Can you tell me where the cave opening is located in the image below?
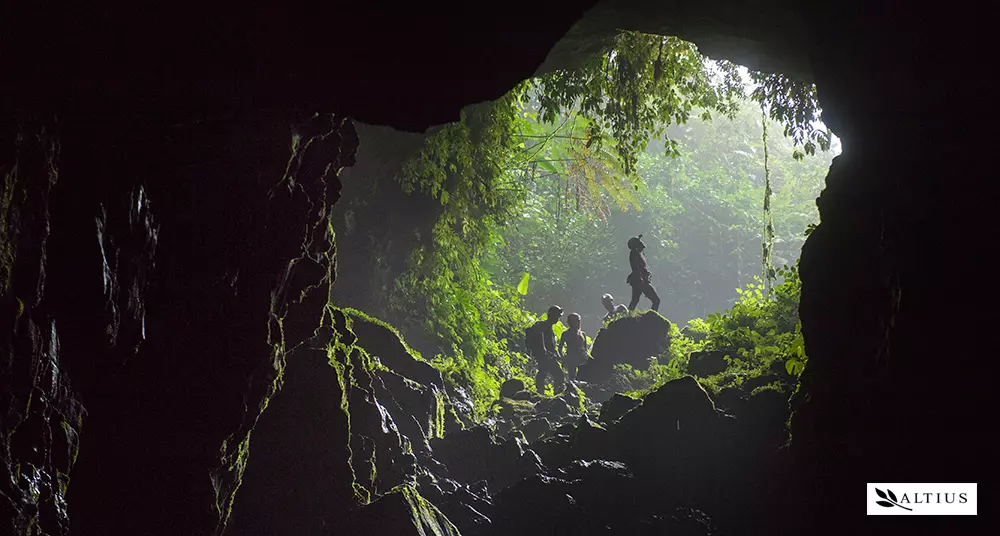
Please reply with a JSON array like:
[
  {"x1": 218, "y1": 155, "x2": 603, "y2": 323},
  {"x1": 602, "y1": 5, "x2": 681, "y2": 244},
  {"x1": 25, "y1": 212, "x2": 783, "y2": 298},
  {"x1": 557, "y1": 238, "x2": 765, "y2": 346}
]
[{"x1": 228, "y1": 31, "x2": 844, "y2": 536}]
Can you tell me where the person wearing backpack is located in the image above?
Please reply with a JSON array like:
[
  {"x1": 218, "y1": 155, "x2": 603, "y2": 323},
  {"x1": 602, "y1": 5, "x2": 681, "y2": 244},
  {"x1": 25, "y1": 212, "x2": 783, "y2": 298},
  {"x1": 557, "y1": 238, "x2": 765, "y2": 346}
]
[{"x1": 526, "y1": 305, "x2": 565, "y2": 394}]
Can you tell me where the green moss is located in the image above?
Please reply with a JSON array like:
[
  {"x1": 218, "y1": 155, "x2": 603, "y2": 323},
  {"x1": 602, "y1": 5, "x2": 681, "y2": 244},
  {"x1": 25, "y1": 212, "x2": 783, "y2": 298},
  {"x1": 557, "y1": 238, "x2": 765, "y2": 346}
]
[
  {"x1": 432, "y1": 388, "x2": 447, "y2": 439},
  {"x1": 329, "y1": 343, "x2": 372, "y2": 506},
  {"x1": 392, "y1": 484, "x2": 462, "y2": 536},
  {"x1": 340, "y1": 307, "x2": 426, "y2": 361},
  {"x1": 749, "y1": 380, "x2": 784, "y2": 397},
  {"x1": 495, "y1": 397, "x2": 536, "y2": 419},
  {"x1": 566, "y1": 382, "x2": 588, "y2": 414},
  {"x1": 1, "y1": 167, "x2": 16, "y2": 295}
]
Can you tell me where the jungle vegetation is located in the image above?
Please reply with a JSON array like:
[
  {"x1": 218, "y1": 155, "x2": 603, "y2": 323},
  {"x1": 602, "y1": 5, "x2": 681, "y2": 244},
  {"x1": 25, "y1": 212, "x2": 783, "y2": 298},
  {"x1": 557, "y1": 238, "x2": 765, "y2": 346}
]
[{"x1": 336, "y1": 31, "x2": 838, "y2": 419}]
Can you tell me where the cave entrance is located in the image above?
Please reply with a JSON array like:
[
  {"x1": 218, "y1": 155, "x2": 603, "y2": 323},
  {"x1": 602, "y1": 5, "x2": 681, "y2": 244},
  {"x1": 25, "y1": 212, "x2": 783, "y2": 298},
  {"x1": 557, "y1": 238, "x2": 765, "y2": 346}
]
[
  {"x1": 230, "y1": 23, "x2": 847, "y2": 536},
  {"x1": 331, "y1": 30, "x2": 839, "y2": 410}
]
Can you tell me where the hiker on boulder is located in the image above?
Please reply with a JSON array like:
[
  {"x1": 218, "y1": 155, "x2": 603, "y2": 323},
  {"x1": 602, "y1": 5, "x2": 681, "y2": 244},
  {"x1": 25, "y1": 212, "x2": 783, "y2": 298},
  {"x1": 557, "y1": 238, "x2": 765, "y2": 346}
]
[
  {"x1": 626, "y1": 234, "x2": 661, "y2": 311},
  {"x1": 601, "y1": 293, "x2": 628, "y2": 323},
  {"x1": 526, "y1": 305, "x2": 565, "y2": 394},
  {"x1": 559, "y1": 312, "x2": 590, "y2": 383}
]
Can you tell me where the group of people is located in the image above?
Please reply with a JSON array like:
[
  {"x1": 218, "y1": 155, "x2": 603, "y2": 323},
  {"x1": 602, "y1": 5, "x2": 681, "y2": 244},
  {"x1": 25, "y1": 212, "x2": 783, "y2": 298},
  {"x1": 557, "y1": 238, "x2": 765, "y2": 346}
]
[{"x1": 524, "y1": 235, "x2": 660, "y2": 394}]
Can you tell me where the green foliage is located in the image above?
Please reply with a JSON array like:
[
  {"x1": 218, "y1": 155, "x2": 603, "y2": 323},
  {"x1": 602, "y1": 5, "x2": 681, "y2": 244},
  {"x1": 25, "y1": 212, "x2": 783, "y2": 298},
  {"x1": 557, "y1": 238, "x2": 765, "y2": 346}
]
[
  {"x1": 618, "y1": 262, "x2": 807, "y2": 397},
  {"x1": 374, "y1": 31, "x2": 831, "y2": 421},
  {"x1": 493, "y1": 102, "x2": 833, "y2": 327},
  {"x1": 532, "y1": 32, "x2": 744, "y2": 175},
  {"x1": 746, "y1": 70, "x2": 832, "y2": 160},
  {"x1": 517, "y1": 272, "x2": 530, "y2": 295}
]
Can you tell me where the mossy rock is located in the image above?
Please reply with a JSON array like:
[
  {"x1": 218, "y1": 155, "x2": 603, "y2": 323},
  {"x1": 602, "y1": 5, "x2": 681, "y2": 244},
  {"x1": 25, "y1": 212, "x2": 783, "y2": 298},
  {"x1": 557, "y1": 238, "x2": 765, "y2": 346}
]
[
  {"x1": 343, "y1": 308, "x2": 444, "y2": 389},
  {"x1": 581, "y1": 311, "x2": 672, "y2": 383},
  {"x1": 497, "y1": 397, "x2": 536, "y2": 417},
  {"x1": 510, "y1": 389, "x2": 537, "y2": 401},
  {"x1": 345, "y1": 484, "x2": 461, "y2": 536}
]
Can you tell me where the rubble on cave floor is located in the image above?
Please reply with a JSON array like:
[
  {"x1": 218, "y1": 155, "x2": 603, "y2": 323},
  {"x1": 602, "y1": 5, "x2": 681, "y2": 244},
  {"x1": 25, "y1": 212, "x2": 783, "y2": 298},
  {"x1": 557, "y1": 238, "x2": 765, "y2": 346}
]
[{"x1": 232, "y1": 307, "x2": 797, "y2": 536}]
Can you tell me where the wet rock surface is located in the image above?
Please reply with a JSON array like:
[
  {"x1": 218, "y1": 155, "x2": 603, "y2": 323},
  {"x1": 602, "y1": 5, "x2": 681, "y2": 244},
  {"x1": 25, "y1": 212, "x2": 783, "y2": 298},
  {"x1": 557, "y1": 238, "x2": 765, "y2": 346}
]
[
  {"x1": 220, "y1": 296, "x2": 797, "y2": 536},
  {"x1": 598, "y1": 393, "x2": 642, "y2": 424},
  {"x1": 1, "y1": 117, "x2": 86, "y2": 535}
]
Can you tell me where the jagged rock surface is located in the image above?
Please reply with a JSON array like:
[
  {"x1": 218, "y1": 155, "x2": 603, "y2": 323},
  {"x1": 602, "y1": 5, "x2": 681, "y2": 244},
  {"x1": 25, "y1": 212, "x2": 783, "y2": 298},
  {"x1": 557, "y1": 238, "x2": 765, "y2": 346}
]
[{"x1": 1, "y1": 116, "x2": 86, "y2": 536}]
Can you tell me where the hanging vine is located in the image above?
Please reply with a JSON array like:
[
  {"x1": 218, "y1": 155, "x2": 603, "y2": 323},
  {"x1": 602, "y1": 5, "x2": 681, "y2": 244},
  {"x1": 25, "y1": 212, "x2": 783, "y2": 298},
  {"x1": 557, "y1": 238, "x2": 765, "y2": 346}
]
[{"x1": 761, "y1": 104, "x2": 776, "y2": 297}]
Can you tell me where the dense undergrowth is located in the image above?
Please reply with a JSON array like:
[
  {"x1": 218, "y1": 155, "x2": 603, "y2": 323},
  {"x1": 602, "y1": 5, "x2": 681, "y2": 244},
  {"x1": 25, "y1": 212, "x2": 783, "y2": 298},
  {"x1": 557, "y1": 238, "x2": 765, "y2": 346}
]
[
  {"x1": 412, "y1": 259, "x2": 808, "y2": 421},
  {"x1": 612, "y1": 261, "x2": 805, "y2": 399}
]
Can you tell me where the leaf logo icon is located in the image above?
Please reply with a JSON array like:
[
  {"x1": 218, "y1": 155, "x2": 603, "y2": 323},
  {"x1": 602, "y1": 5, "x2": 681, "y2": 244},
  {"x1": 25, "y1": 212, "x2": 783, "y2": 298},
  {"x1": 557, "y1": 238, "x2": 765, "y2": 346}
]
[{"x1": 875, "y1": 488, "x2": 912, "y2": 511}]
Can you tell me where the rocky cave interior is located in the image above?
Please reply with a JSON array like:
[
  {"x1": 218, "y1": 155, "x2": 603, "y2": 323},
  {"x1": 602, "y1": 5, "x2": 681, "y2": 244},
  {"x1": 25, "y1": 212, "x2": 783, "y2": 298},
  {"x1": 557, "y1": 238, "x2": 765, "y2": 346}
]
[{"x1": 1, "y1": 1, "x2": 989, "y2": 535}]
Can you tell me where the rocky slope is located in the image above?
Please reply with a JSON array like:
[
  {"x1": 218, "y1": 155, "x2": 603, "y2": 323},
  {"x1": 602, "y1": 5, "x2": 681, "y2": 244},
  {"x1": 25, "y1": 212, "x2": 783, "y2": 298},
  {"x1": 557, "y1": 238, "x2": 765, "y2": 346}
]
[{"x1": 226, "y1": 306, "x2": 796, "y2": 535}]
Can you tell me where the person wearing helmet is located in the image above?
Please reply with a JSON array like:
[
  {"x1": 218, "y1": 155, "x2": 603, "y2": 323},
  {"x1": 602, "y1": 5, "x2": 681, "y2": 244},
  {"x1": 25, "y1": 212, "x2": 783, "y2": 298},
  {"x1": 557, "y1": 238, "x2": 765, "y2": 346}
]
[
  {"x1": 526, "y1": 305, "x2": 566, "y2": 394},
  {"x1": 626, "y1": 234, "x2": 661, "y2": 311}
]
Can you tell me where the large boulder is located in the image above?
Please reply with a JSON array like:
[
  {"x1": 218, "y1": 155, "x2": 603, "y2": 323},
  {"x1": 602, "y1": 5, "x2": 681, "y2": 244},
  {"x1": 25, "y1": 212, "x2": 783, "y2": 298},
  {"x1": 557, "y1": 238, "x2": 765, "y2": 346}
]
[
  {"x1": 373, "y1": 368, "x2": 448, "y2": 453},
  {"x1": 521, "y1": 417, "x2": 554, "y2": 443},
  {"x1": 500, "y1": 378, "x2": 525, "y2": 399},
  {"x1": 710, "y1": 387, "x2": 744, "y2": 414},
  {"x1": 580, "y1": 312, "x2": 672, "y2": 383},
  {"x1": 608, "y1": 376, "x2": 723, "y2": 495},
  {"x1": 598, "y1": 393, "x2": 642, "y2": 424},
  {"x1": 415, "y1": 470, "x2": 494, "y2": 535},
  {"x1": 686, "y1": 350, "x2": 731, "y2": 377},
  {"x1": 228, "y1": 348, "x2": 365, "y2": 535},
  {"x1": 431, "y1": 426, "x2": 543, "y2": 494}
]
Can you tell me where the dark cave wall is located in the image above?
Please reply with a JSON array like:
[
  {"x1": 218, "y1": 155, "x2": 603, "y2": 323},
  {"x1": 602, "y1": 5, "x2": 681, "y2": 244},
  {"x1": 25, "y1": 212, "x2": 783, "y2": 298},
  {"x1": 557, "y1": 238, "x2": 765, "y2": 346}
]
[
  {"x1": 1, "y1": 116, "x2": 86, "y2": 535},
  {"x1": 2, "y1": 110, "x2": 358, "y2": 535},
  {"x1": 788, "y1": 3, "x2": 988, "y2": 528}
]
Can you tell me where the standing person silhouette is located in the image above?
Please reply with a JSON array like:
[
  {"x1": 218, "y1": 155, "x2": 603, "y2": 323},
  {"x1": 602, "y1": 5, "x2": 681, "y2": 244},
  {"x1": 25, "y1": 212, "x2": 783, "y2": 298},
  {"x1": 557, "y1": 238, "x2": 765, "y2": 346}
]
[
  {"x1": 559, "y1": 313, "x2": 590, "y2": 383},
  {"x1": 526, "y1": 305, "x2": 566, "y2": 394},
  {"x1": 626, "y1": 235, "x2": 661, "y2": 311}
]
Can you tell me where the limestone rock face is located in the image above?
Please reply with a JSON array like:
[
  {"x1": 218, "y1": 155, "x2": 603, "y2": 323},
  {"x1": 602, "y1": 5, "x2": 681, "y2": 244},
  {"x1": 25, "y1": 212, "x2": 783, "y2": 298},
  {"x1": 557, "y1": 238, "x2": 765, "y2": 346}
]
[
  {"x1": 345, "y1": 485, "x2": 463, "y2": 536},
  {"x1": 3, "y1": 111, "x2": 358, "y2": 536},
  {"x1": 1, "y1": 117, "x2": 86, "y2": 536}
]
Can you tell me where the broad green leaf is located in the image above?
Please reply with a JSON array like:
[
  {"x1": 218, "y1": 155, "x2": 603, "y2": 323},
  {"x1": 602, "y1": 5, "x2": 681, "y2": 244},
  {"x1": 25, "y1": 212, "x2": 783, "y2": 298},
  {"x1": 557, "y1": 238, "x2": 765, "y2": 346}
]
[{"x1": 517, "y1": 272, "x2": 530, "y2": 295}]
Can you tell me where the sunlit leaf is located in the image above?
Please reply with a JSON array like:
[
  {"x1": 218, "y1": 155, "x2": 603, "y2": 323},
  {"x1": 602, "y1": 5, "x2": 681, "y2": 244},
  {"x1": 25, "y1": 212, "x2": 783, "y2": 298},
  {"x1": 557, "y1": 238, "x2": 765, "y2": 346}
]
[{"x1": 517, "y1": 272, "x2": 530, "y2": 295}]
